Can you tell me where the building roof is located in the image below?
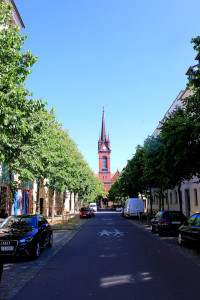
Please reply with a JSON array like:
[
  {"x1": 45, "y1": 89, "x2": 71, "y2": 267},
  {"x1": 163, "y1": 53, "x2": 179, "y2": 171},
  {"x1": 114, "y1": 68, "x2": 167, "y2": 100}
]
[
  {"x1": 185, "y1": 64, "x2": 199, "y2": 76},
  {"x1": 9, "y1": 0, "x2": 25, "y2": 28},
  {"x1": 195, "y1": 53, "x2": 200, "y2": 61},
  {"x1": 152, "y1": 90, "x2": 185, "y2": 137}
]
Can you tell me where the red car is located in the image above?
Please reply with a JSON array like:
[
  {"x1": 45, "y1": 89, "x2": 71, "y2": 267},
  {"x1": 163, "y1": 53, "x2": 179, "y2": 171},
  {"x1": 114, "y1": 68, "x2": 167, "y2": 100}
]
[{"x1": 79, "y1": 207, "x2": 92, "y2": 218}]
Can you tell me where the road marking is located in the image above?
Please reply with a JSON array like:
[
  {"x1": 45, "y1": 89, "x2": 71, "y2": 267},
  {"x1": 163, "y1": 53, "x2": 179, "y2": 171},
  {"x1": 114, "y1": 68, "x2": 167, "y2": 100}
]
[
  {"x1": 113, "y1": 229, "x2": 124, "y2": 236},
  {"x1": 98, "y1": 229, "x2": 124, "y2": 237}
]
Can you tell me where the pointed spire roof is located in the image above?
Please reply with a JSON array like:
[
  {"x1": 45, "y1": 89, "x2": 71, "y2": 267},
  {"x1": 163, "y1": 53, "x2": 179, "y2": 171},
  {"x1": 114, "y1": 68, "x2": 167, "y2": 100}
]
[{"x1": 101, "y1": 104, "x2": 107, "y2": 142}]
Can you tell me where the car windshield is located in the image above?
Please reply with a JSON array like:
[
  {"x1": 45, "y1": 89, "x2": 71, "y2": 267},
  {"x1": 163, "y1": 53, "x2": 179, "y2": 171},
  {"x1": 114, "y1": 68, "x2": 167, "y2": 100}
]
[{"x1": 1, "y1": 216, "x2": 37, "y2": 229}]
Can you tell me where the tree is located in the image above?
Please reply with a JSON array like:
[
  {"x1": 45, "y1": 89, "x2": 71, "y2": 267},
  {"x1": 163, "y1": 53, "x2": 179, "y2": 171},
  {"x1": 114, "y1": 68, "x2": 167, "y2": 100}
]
[
  {"x1": 0, "y1": 1, "x2": 47, "y2": 211},
  {"x1": 160, "y1": 107, "x2": 196, "y2": 213},
  {"x1": 182, "y1": 36, "x2": 200, "y2": 176}
]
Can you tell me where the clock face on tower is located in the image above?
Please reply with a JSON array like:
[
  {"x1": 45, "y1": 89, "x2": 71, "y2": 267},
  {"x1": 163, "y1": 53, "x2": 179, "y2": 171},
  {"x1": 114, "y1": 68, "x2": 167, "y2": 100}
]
[{"x1": 103, "y1": 146, "x2": 106, "y2": 150}]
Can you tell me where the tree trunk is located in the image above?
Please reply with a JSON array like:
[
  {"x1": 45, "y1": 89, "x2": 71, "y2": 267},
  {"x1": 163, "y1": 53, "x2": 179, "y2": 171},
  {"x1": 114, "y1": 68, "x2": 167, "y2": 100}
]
[
  {"x1": 150, "y1": 187, "x2": 153, "y2": 216},
  {"x1": 70, "y1": 192, "x2": 72, "y2": 213},
  {"x1": 51, "y1": 188, "x2": 55, "y2": 224},
  {"x1": 178, "y1": 184, "x2": 183, "y2": 213},
  {"x1": 62, "y1": 190, "x2": 66, "y2": 221},
  {"x1": 9, "y1": 168, "x2": 13, "y2": 216},
  {"x1": 73, "y1": 192, "x2": 77, "y2": 213},
  {"x1": 161, "y1": 187, "x2": 164, "y2": 211},
  {"x1": 35, "y1": 178, "x2": 41, "y2": 214},
  {"x1": 159, "y1": 194, "x2": 161, "y2": 211}
]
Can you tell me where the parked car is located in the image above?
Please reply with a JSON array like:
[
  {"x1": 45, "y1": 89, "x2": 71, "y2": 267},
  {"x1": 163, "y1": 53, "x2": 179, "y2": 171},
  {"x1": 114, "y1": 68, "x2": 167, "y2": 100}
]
[
  {"x1": 0, "y1": 214, "x2": 53, "y2": 258},
  {"x1": 151, "y1": 210, "x2": 187, "y2": 236},
  {"x1": 178, "y1": 213, "x2": 200, "y2": 248},
  {"x1": 79, "y1": 207, "x2": 92, "y2": 219},
  {"x1": 116, "y1": 206, "x2": 122, "y2": 212}
]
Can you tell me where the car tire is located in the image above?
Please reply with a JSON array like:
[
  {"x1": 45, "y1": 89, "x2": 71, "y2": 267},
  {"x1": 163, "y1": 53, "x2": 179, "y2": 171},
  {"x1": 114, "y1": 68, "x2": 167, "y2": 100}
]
[
  {"x1": 32, "y1": 242, "x2": 41, "y2": 259},
  {"x1": 158, "y1": 229, "x2": 163, "y2": 236},
  {"x1": 47, "y1": 234, "x2": 53, "y2": 247},
  {"x1": 151, "y1": 225, "x2": 155, "y2": 233}
]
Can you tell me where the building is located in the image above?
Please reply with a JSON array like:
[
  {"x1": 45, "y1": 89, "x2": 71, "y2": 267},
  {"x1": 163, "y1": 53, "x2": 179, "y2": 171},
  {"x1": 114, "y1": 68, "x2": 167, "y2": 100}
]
[
  {"x1": 148, "y1": 53, "x2": 200, "y2": 218},
  {"x1": 7, "y1": 0, "x2": 25, "y2": 29},
  {"x1": 95, "y1": 106, "x2": 119, "y2": 206}
]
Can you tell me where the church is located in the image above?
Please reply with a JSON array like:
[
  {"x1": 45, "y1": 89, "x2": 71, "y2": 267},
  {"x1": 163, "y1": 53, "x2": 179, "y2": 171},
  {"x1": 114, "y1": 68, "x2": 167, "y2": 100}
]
[{"x1": 95, "y1": 106, "x2": 119, "y2": 203}]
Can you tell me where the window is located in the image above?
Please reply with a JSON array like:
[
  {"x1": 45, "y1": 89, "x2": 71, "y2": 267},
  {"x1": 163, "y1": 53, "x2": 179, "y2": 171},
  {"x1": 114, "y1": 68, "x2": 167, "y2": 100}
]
[
  {"x1": 194, "y1": 189, "x2": 198, "y2": 206},
  {"x1": 102, "y1": 156, "x2": 107, "y2": 169}
]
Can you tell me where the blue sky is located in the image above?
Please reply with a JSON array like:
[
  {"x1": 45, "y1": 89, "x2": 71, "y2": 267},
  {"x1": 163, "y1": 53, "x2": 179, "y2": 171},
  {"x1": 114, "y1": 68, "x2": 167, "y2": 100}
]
[{"x1": 15, "y1": 0, "x2": 200, "y2": 174}]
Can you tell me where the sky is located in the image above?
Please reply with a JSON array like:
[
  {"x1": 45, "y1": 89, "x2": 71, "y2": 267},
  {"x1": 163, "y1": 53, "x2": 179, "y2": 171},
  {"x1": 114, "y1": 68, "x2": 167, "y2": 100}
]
[{"x1": 14, "y1": 0, "x2": 200, "y2": 174}]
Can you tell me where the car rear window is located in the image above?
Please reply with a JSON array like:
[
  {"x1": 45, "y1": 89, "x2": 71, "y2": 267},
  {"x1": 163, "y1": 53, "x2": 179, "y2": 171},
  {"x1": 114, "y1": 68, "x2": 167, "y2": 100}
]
[
  {"x1": 164, "y1": 211, "x2": 181, "y2": 219},
  {"x1": 81, "y1": 208, "x2": 88, "y2": 212}
]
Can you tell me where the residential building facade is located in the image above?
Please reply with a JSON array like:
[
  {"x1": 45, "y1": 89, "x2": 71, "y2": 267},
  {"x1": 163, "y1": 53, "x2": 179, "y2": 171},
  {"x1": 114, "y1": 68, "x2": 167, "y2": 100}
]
[{"x1": 148, "y1": 53, "x2": 200, "y2": 217}]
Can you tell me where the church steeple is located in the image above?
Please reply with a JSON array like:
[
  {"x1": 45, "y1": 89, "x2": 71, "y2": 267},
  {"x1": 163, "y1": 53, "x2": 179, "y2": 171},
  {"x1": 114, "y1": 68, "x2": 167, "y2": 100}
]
[
  {"x1": 98, "y1": 105, "x2": 110, "y2": 150},
  {"x1": 101, "y1": 105, "x2": 107, "y2": 142},
  {"x1": 96, "y1": 106, "x2": 120, "y2": 197}
]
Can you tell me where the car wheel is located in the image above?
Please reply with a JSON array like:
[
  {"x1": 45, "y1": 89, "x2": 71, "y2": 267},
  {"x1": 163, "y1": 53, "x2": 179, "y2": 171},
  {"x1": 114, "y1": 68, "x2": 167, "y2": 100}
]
[
  {"x1": 151, "y1": 225, "x2": 155, "y2": 233},
  {"x1": 47, "y1": 234, "x2": 53, "y2": 247},
  {"x1": 32, "y1": 242, "x2": 41, "y2": 259},
  {"x1": 158, "y1": 229, "x2": 163, "y2": 236}
]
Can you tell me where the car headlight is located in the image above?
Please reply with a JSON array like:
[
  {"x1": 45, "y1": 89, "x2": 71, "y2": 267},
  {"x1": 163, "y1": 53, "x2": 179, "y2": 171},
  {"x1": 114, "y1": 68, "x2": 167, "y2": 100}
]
[{"x1": 19, "y1": 237, "x2": 33, "y2": 243}]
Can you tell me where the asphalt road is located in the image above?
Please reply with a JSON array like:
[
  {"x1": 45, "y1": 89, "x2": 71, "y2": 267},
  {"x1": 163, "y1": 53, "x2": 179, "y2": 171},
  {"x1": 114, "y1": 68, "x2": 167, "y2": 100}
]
[{"x1": 12, "y1": 212, "x2": 200, "y2": 300}]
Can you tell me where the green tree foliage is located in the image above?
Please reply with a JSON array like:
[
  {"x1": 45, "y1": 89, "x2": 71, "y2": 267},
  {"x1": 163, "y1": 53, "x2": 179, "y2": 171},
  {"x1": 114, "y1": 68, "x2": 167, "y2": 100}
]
[
  {"x1": 0, "y1": 1, "x2": 46, "y2": 165},
  {"x1": 182, "y1": 36, "x2": 200, "y2": 175},
  {"x1": 0, "y1": 1, "x2": 46, "y2": 208}
]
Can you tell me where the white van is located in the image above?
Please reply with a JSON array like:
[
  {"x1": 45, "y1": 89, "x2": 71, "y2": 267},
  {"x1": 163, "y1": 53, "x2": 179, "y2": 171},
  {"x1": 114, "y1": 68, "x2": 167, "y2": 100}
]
[
  {"x1": 89, "y1": 203, "x2": 97, "y2": 212},
  {"x1": 123, "y1": 198, "x2": 144, "y2": 218}
]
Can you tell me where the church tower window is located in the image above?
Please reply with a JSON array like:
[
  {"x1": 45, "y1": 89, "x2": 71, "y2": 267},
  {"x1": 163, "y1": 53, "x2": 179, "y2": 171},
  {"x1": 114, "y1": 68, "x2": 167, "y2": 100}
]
[{"x1": 102, "y1": 156, "x2": 107, "y2": 169}]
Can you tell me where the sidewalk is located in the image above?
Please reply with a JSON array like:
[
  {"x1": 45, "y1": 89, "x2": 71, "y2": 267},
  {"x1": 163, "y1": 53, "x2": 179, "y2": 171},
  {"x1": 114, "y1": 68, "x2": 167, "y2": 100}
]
[
  {"x1": 47, "y1": 213, "x2": 83, "y2": 230},
  {"x1": 128, "y1": 218, "x2": 152, "y2": 232}
]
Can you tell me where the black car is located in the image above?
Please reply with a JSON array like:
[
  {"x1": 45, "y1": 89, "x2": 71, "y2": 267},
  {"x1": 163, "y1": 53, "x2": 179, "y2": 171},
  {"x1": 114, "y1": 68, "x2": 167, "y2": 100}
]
[
  {"x1": 0, "y1": 214, "x2": 53, "y2": 258},
  {"x1": 178, "y1": 213, "x2": 200, "y2": 248},
  {"x1": 151, "y1": 210, "x2": 187, "y2": 236}
]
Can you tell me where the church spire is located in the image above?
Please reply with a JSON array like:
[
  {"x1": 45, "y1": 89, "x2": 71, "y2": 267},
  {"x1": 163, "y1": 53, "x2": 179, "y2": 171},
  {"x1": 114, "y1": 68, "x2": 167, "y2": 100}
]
[{"x1": 101, "y1": 104, "x2": 107, "y2": 142}]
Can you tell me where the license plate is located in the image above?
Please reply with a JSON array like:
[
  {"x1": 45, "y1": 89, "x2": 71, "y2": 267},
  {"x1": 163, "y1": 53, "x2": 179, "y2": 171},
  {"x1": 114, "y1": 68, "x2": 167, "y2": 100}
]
[
  {"x1": 1, "y1": 246, "x2": 14, "y2": 251},
  {"x1": 172, "y1": 221, "x2": 181, "y2": 224}
]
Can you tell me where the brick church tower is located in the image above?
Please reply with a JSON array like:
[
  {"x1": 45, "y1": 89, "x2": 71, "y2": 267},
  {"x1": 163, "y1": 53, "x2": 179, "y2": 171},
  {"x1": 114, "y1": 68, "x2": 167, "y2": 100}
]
[
  {"x1": 95, "y1": 106, "x2": 120, "y2": 206},
  {"x1": 98, "y1": 105, "x2": 112, "y2": 192}
]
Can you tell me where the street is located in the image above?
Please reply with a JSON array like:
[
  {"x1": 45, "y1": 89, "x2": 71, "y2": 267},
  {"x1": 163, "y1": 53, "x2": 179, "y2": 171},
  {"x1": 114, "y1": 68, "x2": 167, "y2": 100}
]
[{"x1": 6, "y1": 211, "x2": 200, "y2": 300}]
